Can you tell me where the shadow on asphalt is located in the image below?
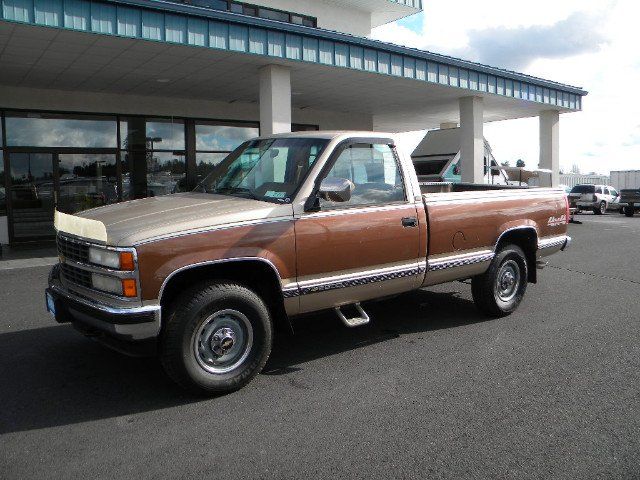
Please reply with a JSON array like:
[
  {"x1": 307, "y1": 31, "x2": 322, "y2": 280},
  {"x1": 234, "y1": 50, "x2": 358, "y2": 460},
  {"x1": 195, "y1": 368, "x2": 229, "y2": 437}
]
[{"x1": 0, "y1": 288, "x2": 487, "y2": 434}]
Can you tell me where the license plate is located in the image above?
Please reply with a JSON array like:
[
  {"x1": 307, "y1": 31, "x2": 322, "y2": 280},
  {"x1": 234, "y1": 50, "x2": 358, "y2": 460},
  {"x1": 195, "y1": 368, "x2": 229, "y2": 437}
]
[{"x1": 46, "y1": 292, "x2": 56, "y2": 317}]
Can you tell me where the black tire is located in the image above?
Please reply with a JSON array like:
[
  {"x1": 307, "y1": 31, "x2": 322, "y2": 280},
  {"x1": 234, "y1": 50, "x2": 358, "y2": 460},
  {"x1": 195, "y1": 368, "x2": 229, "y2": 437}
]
[
  {"x1": 625, "y1": 205, "x2": 635, "y2": 217},
  {"x1": 472, "y1": 245, "x2": 528, "y2": 317},
  {"x1": 594, "y1": 201, "x2": 606, "y2": 215},
  {"x1": 160, "y1": 281, "x2": 272, "y2": 395}
]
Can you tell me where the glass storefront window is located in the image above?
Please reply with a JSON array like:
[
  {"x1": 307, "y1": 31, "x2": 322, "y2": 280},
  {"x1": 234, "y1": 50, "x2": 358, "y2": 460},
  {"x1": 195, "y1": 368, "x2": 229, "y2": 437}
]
[
  {"x1": 0, "y1": 151, "x2": 6, "y2": 216},
  {"x1": 195, "y1": 152, "x2": 229, "y2": 182},
  {"x1": 122, "y1": 150, "x2": 186, "y2": 200},
  {"x1": 195, "y1": 124, "x2": 258, "y2": 151},
  {"x1": 5, "y1": 112, "x2": 117, "y2": 148},
  {"x1": 57, "y1": 153, "x2": 118, "y2": 214},
  {"x1": 120, "y1": 117, "x2": 185, "y2": 151},
  {"x1": 194, "y1": 123, "x2": 258, "y2": 181}
]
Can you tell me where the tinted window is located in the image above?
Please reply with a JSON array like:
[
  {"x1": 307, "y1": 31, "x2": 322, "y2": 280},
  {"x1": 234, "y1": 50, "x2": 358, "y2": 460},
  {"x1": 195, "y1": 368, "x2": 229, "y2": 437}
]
[
  {"x1": 610, "y1": 188, "x2": 618, "y2": 197},
  {"x1": 258, "y1": 8, "x2": 289, "y2": 22},
  {"x1": 191, "y1": 0, "x2": 227, "y2": 9},
  {"x1": 0, "y1": 151, "x2": 5, "y2": 215},
  {"x1": 195, "y1": 124, "x2": 258, "y2": 151},
  {"x1": 120, "y1": 117, "x2": 185, "y2": 151},
  {"x1": 570, "y1": 185, "x2": 595, "y2": 194},
  {"x1": 5, "y1": 113, "x2": 117, "y2": 148},
  {"x1": 320, "y1": 144, "x2": 405, "y2": 209},
  {"x1": 414, "y1": 159, "x2": 448, "y2": 176},
  {"x1": 122, "y1": 151, "x2": 186, "y2": 200}
]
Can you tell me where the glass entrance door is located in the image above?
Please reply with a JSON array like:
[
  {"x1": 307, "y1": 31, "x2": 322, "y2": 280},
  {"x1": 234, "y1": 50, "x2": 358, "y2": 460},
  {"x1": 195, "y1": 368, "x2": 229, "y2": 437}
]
[
  {"x1": 8, "y1": 152, "x2": 56, "y2": 241},
  {"x1": 7, "y1": 152, "x2": 119, "y2": 242}
]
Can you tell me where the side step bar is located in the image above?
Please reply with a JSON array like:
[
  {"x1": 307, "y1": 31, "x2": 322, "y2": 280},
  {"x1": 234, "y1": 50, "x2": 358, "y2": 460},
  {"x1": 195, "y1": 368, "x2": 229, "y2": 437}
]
[{"x1": 335, "y1": 303, "x2": 370, "y2": 328}]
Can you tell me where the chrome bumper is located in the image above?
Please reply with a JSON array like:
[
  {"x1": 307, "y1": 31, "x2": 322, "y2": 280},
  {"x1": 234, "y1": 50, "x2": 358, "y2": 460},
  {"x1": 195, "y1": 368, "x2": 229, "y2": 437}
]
[
  {"x1": 47, "y1": 266, "x2": 161, "y2": 343},
  {"x1": 537, "y1": 235, "x2": 571, "y2": 257}
]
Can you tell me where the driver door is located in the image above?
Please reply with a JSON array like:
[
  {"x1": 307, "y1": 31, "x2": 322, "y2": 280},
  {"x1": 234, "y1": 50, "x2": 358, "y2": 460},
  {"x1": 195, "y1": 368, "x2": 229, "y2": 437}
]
[{"x1": 294, "y1": 141, "x2": 422, "y2": 313}]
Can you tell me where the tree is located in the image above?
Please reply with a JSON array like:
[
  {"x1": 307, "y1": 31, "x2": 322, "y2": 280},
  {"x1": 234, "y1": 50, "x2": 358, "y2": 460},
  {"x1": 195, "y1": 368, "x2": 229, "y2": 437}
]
[
  {"x1": 516, "y1": 159, "x2": 525, "y2": 168},
  {"x1": 501, "y1": 160, "x2": 510, "y2": 167}
]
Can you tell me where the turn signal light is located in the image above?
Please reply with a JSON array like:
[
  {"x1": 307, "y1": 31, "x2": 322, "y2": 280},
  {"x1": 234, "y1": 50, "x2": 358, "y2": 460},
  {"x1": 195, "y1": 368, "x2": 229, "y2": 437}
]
[
  {"x1": 120, "y1": 252, "x2": 135, "y2": 271},
  {"x1": 122, "y1": 279, "x2": 137, "y2": 298}
]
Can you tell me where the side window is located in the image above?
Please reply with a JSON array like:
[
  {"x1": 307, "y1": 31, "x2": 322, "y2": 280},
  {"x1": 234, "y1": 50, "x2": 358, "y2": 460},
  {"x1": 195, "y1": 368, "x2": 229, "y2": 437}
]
[
  {"x1": 604, "y1": 187, "x2": 610, "y2": 195},
  {"x1": 610, "y1": 188, "x2": 618, "y2": 197},
  {"x1": 319, "y1": 143, "x2": 406, "y2": 209}
]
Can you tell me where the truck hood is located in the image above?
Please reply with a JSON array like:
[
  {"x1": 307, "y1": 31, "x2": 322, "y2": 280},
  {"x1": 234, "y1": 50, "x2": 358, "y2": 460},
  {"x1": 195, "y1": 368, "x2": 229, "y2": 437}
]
[{"x1": 64, "y1": 193, "x2": 293, "y2": 246}]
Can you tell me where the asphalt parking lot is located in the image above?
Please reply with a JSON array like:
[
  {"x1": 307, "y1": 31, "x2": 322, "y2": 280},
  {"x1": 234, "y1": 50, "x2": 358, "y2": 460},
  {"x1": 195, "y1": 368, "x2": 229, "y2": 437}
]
[{"x1": 1, "y1": 213, "x2": 639, "y2": 479}]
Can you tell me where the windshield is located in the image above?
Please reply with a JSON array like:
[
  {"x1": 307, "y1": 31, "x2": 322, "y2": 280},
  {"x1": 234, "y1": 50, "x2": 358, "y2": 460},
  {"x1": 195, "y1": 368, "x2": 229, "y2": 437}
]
[
  {"x1": 570, "y1": 185, "x2": 596, "y2": 194},
  {"x1": 196, "y1": 137, "x2": 329, "y2": 203}
]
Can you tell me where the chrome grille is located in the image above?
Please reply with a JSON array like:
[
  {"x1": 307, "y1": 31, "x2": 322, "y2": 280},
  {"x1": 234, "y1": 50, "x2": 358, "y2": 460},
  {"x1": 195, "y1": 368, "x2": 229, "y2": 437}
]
[
  {"x1": 60, "y1": 263, "x2": 92, "y2": 289},
  {"x1": 57, "y1": 235, "x2": 89, "y2": 264}
]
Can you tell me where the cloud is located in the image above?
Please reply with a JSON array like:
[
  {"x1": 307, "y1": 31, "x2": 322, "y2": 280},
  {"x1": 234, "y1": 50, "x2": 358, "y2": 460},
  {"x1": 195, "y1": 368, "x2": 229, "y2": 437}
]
[
  {"x1": 623, "y1": 128, "x2": 640, "y2": 147},
  {"x1": 450, "y1": 12, "x2": 608, "y2": 70}
]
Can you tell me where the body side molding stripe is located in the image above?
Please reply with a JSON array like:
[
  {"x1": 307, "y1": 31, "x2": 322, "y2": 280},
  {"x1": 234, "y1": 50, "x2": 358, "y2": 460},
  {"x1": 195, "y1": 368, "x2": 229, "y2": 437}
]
[
  {"x1": 427, "y1": 251, "x2": 494, "y2": 272},
  {"x1": 283, "y1": 262, "x2": 426, "y2": 298}
]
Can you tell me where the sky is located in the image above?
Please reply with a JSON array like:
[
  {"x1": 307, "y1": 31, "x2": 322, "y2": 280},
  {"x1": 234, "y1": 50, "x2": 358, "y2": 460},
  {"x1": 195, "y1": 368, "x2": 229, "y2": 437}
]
[{"x1": 371, "y1": 0, "x2": 640, "y2": 175}]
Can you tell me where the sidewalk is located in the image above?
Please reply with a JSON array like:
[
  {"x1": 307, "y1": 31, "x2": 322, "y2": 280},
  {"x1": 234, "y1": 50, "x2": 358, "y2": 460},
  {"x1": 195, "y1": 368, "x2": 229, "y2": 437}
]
[{"x1": 0, "y1": 242, "x2": 58, "y2": 271}]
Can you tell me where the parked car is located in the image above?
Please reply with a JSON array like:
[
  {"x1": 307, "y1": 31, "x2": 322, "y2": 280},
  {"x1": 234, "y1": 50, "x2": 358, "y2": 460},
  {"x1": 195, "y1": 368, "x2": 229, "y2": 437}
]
[
  {"x1": 569, "y1": 184, "x2": 621, "y2": 215},
  {"x1": 46, "y1": 131, "x2": 570, "y2": 394},
  {"x1": 620, "y1": 188, "x2": 640, "y2": 216}
]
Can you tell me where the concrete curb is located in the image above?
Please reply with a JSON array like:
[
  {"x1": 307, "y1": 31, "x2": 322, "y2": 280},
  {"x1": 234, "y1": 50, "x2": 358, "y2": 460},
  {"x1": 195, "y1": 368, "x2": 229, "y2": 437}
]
[{"x1": 0, "y1": 257, "x2": 58, "y2": 271}]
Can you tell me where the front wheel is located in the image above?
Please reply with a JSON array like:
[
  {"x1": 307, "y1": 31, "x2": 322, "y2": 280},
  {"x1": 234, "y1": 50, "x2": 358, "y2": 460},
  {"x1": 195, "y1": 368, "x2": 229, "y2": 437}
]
[
  {"x1": 472, "y1": 245, "x2": 528, "y2": 317},
  {"x1": 160, "y1": 281, "x2": 273, "y2": 395}
]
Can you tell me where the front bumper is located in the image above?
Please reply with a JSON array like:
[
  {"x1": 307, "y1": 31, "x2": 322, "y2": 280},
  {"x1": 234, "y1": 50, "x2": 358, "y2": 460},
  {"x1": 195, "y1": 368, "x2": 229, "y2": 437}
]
[{"x1": 47, "y1": 265, "x2": 161, "y2": 353}]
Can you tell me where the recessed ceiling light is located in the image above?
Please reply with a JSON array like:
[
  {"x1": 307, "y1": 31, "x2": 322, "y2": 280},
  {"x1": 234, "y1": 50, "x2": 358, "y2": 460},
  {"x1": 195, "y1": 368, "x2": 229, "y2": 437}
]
[{"x1": 157, "y1": 78, "x2": 171, "y2": 83}]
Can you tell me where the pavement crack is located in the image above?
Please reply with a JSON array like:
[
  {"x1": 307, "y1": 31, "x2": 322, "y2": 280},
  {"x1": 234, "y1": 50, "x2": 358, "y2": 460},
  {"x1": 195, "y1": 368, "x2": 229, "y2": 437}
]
[{"x1": 547, "y1": 265, "x2": 640, "y2": 285}]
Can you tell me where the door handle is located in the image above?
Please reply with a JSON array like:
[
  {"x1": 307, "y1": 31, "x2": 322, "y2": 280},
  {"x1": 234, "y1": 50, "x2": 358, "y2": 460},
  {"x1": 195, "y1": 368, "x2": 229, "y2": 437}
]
[{"x1": 401, "y1": 216, "x2": 418, "y2": 228}]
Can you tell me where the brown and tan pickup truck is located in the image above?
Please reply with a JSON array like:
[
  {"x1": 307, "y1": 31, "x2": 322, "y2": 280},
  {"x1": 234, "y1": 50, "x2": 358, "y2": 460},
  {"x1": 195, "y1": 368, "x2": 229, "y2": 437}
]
[{"x1": 46, "y1": 131, "x2": 571, "y2": 394}]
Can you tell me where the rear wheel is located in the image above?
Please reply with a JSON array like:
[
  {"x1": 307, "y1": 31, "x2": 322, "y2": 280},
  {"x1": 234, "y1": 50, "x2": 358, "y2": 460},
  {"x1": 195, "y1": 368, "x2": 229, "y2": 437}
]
[
  {"x1": 472, "y1": 245, "x2": 528, "y2": 317},
  {"x1": 594, "y1": 201, "x2": 606, "y2": 215},
  {"x1": 625, "y1": 205, "x2": 635, "y2": 217},
  {"x1": 160, "y1": 281, "x2": 272, "y2": 395}
]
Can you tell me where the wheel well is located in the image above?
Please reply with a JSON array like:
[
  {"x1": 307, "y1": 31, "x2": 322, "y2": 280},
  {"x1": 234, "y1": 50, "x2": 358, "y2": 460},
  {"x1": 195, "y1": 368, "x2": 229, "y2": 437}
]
[
  {"x1": 160, "y1": 261, "x2": 290, "y2": 333},
  {"x1": 496, "y1": 229, "x2": 538, "y2": 283}
]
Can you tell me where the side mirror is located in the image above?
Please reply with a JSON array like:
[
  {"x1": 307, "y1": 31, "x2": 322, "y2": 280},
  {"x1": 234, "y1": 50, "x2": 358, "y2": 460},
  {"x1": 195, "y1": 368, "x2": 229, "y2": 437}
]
[{"x1": 318, "y1": 177, "x2": 354, "y2": 203}]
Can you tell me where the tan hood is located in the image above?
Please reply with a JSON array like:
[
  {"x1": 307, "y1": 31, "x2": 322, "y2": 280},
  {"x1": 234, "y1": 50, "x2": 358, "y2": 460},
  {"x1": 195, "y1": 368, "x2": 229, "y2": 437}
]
[{"x1": 71, "y1": 193, "x2": 293, "y2": 246}]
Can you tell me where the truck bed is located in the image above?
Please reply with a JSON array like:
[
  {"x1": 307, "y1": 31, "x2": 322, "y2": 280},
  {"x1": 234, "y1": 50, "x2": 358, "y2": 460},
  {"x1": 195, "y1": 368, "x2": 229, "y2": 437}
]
[{"x1": 421, "y1": 187, "x2": 568, "y2": 285}]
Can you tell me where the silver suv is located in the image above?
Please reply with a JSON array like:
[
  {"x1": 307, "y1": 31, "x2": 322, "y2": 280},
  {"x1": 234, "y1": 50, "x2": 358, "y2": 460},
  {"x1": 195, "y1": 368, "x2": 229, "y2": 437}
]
[{"x1": 569, "y1": 184, "x2": 620, "y2": 215}]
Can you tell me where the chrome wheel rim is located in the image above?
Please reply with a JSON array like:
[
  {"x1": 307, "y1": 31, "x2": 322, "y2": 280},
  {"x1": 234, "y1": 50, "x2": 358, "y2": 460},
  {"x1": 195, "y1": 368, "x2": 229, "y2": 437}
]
[
  {"x1": 495, "y1": 259, "x2": 520, "y2": 302},
  {"x1": 193, "y1": 309, "x2": 253, "y2": 374},
  {"x1": 601, "y1": 202, "x2": 606, "y2": 214}
]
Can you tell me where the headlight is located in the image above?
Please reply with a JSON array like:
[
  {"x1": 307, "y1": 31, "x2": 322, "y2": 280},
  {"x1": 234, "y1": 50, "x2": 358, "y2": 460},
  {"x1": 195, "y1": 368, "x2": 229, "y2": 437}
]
[
  {"x1": 91, "y1": 273, "x2": 123, "y2": 295},
  {"x1": 89, "y1": 247, "x2": 120, "y2": 269},
  {"x1": 88, "y1": 247, "x2": 135, "y2": 271}
]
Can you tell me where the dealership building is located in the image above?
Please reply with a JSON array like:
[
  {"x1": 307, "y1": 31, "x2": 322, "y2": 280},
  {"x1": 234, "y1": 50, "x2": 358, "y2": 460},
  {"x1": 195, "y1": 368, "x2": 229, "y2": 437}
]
[{"x1": 0, "y1": 0, "x2": 587, "y2": 245}]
